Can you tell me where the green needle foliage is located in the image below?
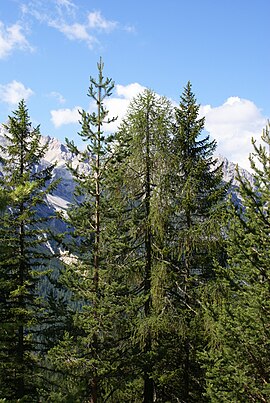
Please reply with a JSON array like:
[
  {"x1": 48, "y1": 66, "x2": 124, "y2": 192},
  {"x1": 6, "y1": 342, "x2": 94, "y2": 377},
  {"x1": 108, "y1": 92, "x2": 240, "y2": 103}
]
[
  {"x1": 114, "y1": 89, "x2": 173, "y2": 403},
  {"x1": 202, "y1": 121, "x2": 270, "y2": 402},
  {"x1": 2, "y1": 66, "x2": 262, "y2": 402},
  {"x1": 0, "y1": 100, "x2": 59, "y2": 401},
  {"x1": 159, "y1": 82, "x2": 227, "y2": 402},
  {"x1": 46, "y1": 59, "x2": 131, "y2": 403}
]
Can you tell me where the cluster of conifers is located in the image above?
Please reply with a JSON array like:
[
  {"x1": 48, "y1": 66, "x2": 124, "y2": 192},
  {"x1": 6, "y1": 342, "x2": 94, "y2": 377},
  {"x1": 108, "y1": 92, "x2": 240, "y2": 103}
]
[{"x1": 0, "y1": 60, "x2": 269, "y2": 402}]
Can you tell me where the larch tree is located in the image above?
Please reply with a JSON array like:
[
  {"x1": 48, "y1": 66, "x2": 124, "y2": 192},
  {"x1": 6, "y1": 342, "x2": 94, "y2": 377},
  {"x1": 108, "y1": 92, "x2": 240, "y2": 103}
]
[
  {"x1": 114, "y1": 89, "x2": 173, "y2": 403},
  {"x1": 0, "y1": 100, "x2": 59, "y2": 401},
  {"x1": 202, "y1": 121, "x2": 270, "y2": 402}
]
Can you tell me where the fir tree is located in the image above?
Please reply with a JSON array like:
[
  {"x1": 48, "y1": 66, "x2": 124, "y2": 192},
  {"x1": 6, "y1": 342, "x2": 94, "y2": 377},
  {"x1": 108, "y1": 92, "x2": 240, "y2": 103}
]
[
  {"x1": 159, "y1": 82, "x2": 226, "y2": 402},
  {"x1": 202, "y1": 121, "x2": 270, "y2": 402},
  {"x1": 0, "y1": 101, "x2": 59, "y2": 401}
]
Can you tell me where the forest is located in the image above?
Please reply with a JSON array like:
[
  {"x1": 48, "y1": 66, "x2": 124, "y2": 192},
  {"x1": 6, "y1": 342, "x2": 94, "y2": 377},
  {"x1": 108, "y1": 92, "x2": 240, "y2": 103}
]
[{"x1": 0, "y1": 59, "x2": 269, "y2": 403}]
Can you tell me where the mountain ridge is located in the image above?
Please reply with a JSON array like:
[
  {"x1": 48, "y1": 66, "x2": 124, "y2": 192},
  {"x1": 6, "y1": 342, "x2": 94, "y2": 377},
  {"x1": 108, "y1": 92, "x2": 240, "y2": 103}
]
[{"x1": 0, "y1": 126, "x2": 254, "y2": 216}]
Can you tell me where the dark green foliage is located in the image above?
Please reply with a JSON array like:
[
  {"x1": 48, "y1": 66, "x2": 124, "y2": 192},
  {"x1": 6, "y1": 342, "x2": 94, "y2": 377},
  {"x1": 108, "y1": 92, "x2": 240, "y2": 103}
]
[
  {"x1": 2, "y1": 66, "x2": 265, "y2": 403},
  {"x1": 47, "y1": 59, "x2": 132, "y2": 403},
  {"x1": 202, "y1": 122, "x2": 270, "y2": 402},
  {"x1": 160, "y1": 81, "x2": 227, "y2": 402},
  {"x1": 0, "y1": 100, "x2": 60, "y2": 401}
]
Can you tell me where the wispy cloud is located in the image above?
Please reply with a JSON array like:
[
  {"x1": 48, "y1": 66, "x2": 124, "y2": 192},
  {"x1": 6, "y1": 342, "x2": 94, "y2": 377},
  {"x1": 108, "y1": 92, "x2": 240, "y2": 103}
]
[
  {"x1": 48, "y1": 20, "x2": 98, "y2": 48},
  {"x1": 49, "y1": 91, "x2": 66, "y2": 104},
  {"x1": 88, "y1": 11, "x2": 118, "y2": 32},
  {"x1": 200, "y1": 97, "x2": 266, "y2": 170},
  {"x1": 123, "y1": 25, "x2": 136, "y2": 34},
  {"x1": 0, "y1": 21, "x2": 33, "y2": 59},
  {"x1": 0, "y1": 80, "x2": 34, "y2": 104},
  {"x1": 55, "y1": 0, "x2": 76, "y2": 11},
  {"x1": 21, "y1": 1, "x2": 126, "y2": 49}
]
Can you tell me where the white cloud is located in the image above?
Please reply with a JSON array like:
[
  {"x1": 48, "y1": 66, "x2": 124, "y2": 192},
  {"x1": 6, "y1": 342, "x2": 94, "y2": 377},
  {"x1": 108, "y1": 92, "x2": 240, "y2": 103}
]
[
  {"x1": 50, "y1": 106, "x2": 81, "y2": 128},
  {"x1": 0, "y1": 80, "x2": 34, "y2": 104},
  {"x1": 0, "y1": 21, "x2": 33, "y2": 59},
  {"x1": 49, "y1": 20, "x2": 97, "y2": 48},
  {"x1": 103, "y1": 83, "x2": 146, "y2": 131},
  {"x1": 49, "y1": 91, "x2": 66, "y2": 104},
  {"x1": 56, "y1": 0, "x2": 76, "y2": 9},
  {"x1": 21, "y1": 1, "x2": 130, "y2": 48},
  {"x1": 200, "y1": 97, "x2": 267, "y2": 170},
  {"x1": 55, "y1": 0, "x2": 77, "y2": 19},
  {"x1": 52, "y1": 11, "x2": 118, "y2": 46},
  {"x1": 50, "y1": 86, "x2": 266, "y2": 171},
  {"x1": 50, "y1": 83, "x2": 145, "y2": 130},
  {"x1": 116, "y1": 83, "x2": 145, "y2": 100},
  {"x1": 88, "y1": 11, "x2": 118, "y2": 32}
]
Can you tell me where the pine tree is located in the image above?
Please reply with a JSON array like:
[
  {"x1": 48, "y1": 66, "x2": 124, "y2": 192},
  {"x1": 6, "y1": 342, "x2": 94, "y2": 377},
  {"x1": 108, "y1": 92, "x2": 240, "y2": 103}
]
[
  {"x1": 202, "y1": 121, "x2": 270, "y2": 402},
  {"x1": 159, "y1": 82, "x2": 226, "y2": 402},
  {"x1": 0, "y1": 101, "x2": 59, "y2": 401},
  {"x1": 47, "y1": 59, "x2": 130, "y2": 402}
]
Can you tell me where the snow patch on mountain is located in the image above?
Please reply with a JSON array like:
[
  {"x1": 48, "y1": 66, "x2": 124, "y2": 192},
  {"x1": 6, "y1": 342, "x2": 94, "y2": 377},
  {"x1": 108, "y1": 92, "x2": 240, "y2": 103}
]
[{"x1": 46, "y1": 194, "x2": 70, "y2": 212}]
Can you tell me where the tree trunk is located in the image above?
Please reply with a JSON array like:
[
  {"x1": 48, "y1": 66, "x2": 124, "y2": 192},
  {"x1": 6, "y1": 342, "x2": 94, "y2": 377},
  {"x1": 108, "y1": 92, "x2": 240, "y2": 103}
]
[{"x1": 143, "y1": 112, "x2": 154, "y2": 403}]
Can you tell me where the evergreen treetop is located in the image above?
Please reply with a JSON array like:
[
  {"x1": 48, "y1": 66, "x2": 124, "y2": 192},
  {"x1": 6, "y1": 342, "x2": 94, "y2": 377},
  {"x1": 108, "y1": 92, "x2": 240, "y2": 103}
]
[{"x1": 0, "y1": 100, "x2": 59, "y2": 401}]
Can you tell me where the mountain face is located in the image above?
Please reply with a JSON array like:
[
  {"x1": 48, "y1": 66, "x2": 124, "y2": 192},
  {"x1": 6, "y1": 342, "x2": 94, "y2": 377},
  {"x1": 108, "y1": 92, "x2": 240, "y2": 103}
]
[
  {"x1": 217, "y1": 154, "x2": 254, "y2": 188},
  {"x1": 0, "y1": 128, "x2": 253, "y2": 218},
  {"x1": 42, "y1": 136, "x2": 253, "y2": 211}
]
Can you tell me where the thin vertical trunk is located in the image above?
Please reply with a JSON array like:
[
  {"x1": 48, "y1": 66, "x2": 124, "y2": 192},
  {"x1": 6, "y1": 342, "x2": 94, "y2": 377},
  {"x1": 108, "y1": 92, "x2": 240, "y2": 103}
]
[
  {"x1": 183, "y1": 210, "x2": 191, "y2": 403},
  {"x1": 17, "y1": 138, "x2": 25, "y2": 399},
  {"x1": 17, "y1": 217, "x2": 25, "y2": 398},
  {"x1": 143, "y1": 111, "x2": 154, "y2": 403},
  {"x1": 90, "y1": 71, "x2": 102, "y2": 403}
]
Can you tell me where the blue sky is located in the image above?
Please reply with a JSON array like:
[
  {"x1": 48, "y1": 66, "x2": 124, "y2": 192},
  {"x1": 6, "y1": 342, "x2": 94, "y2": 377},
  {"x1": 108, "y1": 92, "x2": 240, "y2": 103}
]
[{"x1": 0, "y1": 0, "x2": 269, "y2": 169}]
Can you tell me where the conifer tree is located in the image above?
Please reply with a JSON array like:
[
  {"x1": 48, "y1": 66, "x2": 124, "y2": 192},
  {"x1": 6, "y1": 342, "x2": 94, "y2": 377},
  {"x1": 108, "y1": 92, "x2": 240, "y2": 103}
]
[
  {"x1": 0, "y1": 101, "x2": 59, "y2": 401},
  {"x1": 114, "y1": 89, "x2": 173, "y2": 403},
  {"x1": 159, "y1": 82, "x2": 226, "y2": 402},
  {"x1": 47, "y1": 59, "x2": 129, "y2": 402},
  {"x1": 202, "y1": 121, "x2": 270, "y2": 402}
]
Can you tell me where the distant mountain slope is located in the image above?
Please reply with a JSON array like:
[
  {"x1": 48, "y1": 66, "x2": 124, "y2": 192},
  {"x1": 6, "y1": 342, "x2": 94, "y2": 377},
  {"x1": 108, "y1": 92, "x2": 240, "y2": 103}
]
[
  {"x1": 0, "y1": 126, "x2": 253, "y2": 218},
  {"x1": 217, "y1": 154, "x2": 254, "y2": 187}
]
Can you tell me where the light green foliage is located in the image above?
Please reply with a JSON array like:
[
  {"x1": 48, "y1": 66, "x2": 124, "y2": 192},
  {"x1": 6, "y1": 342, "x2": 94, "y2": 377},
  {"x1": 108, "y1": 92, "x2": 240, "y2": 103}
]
[{"x1": 114, "y1": 89, "x2": 176, "y2": 402}]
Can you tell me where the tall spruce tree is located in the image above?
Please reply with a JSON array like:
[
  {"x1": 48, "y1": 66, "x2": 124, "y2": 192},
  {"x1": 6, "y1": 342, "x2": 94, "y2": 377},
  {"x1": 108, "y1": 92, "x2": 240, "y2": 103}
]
[
  {"x1": 159, "y1": 81, "x2": 226, "y2": 402},
  {"x1": 202, "y1": 121, "x2": 270, "y2": 402},
  {"x1": 0, "y1": 101, "x2": 59, "y2": 401}
]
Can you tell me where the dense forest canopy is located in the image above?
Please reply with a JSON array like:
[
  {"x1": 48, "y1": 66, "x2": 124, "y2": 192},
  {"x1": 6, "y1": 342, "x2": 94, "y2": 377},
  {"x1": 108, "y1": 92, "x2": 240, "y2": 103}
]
[{"x1": 0, "y1": 60, "x2": 269, "y2": 402}]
